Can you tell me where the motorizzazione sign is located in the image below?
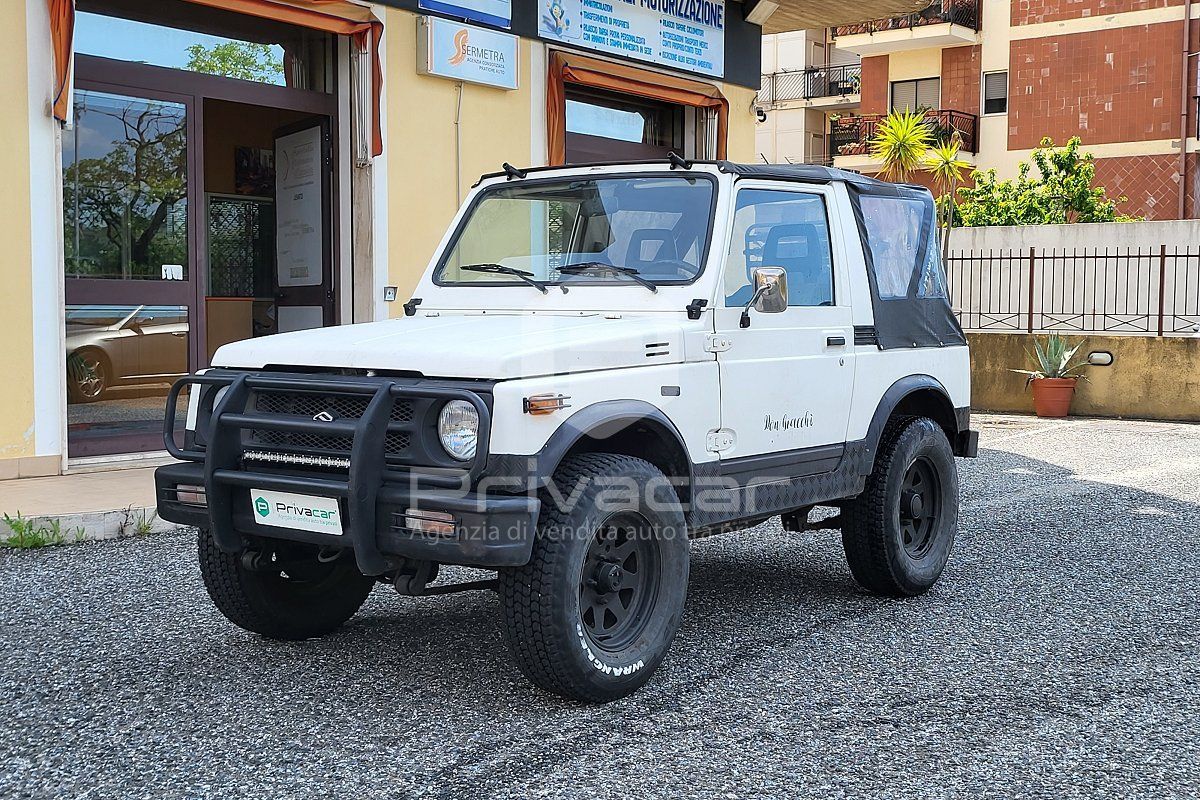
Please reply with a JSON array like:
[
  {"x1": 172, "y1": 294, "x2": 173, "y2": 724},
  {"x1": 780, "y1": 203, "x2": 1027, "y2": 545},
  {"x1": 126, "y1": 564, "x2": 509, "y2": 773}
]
[
  {"x1": 417, "y1": 17, "x2": 520, "y2": 91},
  {"x1": 538, "y1": 0, "x2": 725, "y2": 78}
]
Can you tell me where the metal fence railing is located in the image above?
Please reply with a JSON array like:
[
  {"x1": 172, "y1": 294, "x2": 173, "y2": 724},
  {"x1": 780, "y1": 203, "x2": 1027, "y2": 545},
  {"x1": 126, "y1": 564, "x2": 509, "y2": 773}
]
[
  {"x1": 833, "y1": 0, "x2": 981, "y2": 36},
  {"x1": 830, "y1": 109, "x2": 979, "y2": 156},
  {"x1": 760, "y1": 64, "x2": 862, "y2": 104},
  {"x1": 946, "y1": 246, "x2": 1200, "y2": 336}
]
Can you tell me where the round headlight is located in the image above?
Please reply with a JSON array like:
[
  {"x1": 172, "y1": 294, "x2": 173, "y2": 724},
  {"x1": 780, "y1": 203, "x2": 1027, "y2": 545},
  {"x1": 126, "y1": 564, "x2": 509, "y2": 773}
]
[{"x1": 438, "y1": 400, "x2": 479, "y2": 461}]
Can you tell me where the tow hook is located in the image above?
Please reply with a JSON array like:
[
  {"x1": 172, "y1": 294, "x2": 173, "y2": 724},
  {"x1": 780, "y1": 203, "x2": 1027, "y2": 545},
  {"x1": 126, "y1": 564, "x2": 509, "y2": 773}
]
[
  {"x1": 393, "y1": 560, "x2": 439, "y2": 596},
  {"x1": 390, "y1": 558, "x2": 498, "y2": 596},
  {"x1": 241, "y1": 550, "x2": 269, "y2": 571}
]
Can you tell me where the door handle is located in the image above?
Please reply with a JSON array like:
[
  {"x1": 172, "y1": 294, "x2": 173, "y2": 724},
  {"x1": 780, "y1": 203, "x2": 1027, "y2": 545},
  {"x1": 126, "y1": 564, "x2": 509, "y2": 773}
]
[{"x1": 826, "y1": 336, "x2": 847, "y2": 346}]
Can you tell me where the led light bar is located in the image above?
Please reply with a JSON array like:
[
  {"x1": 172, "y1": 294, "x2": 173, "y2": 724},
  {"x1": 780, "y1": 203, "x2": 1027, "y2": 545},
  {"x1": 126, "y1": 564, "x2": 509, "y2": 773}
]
[{"x1": 242, "y1": 450, "x2": 352, "y2": 470}]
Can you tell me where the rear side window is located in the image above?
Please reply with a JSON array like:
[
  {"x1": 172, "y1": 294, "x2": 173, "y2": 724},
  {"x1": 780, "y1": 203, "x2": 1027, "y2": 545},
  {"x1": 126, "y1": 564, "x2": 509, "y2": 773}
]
[
  {"x1": 723, "y1": 189, "x2": 834, "y2": 307},
  {"x1": 857, "y1": 195, "x2": 928, "y2": 298}
]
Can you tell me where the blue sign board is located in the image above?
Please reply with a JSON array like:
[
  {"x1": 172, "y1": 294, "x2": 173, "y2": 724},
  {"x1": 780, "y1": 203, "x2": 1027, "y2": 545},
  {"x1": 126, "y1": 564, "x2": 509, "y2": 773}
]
[
  {"x1": 538, "y1": 0, "x2": 725, "y2": 78},
  {"x1": 419, "y1": 0, "x2": 512, "y2": 29},
  {"x1": 418, "y1": 17, "x2": 520, "y2": 91}
]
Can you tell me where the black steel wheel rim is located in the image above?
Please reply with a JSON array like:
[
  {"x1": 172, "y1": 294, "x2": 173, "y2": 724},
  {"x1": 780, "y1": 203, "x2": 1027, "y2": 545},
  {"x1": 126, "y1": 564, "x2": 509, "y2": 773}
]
[
  {"x1": 578, "y1": 511, "x2": 661, "y2": 653},
  {"x1": 899, "y1": 456, "x2": 941, "y2": 559}
]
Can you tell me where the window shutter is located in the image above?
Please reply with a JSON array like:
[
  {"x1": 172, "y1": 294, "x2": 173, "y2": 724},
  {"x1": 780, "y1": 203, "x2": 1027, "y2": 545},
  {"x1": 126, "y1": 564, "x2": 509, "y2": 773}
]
[
  {"x1": 891, "y1": 81, "x2": 917, "y2": 111},
  {"x1": 983, "y1": 71, "x2": 1008, "y2": 114},
  {"x1": 916, "y1": 78, "x2": 941, "y2": 110}
]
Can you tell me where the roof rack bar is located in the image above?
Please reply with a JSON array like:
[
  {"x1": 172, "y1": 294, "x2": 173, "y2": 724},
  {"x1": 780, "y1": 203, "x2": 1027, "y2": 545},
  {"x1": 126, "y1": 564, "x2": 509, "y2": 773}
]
[
  {"x1": 502, "y1": 162, "x2": 527, "y2": 180},
  {"x1": 668, "y1": 151, "x2": 693, "y2": 169}
]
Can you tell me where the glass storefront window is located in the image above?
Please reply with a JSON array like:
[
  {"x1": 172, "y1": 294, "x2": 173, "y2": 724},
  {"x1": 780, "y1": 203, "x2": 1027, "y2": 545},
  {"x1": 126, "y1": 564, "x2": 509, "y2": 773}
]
[
  {"x1": 564, "y1": 88, "x2": 684, "y2": 162},
  {"x1": 75, "y1": 7, "x2": 333, "y2": 92},
  {"x1": 64, "y1": 90, "x2": 189, "y2": 281},
  {"x1": 65, "y1": 304, "x2": 190, "y2": 455}
]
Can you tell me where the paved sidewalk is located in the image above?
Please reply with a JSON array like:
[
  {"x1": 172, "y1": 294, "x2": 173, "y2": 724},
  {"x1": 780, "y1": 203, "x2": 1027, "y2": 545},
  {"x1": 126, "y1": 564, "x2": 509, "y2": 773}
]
[{"x1": 0, "y1": 465, "x2": 180, "y2": 540}]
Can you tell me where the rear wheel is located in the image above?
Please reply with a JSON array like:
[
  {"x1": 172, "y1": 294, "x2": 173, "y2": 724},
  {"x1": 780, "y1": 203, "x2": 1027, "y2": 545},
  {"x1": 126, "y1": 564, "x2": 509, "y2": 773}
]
[
  {"x1": 842, "y1": 416, "x2": 958, "y2": 597},
  {"x1": 198, "y1": 529, "x2": 375, "y2": 640},
  {"x1": 498, "y1": 453, "x2": 689, "y2": 703}
]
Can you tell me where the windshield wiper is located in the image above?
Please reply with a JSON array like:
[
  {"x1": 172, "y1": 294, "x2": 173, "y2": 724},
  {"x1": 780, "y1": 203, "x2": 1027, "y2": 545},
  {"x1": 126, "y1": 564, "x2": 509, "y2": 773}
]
[
  {"x1": 557, "y1": 262, "x2": 658, "y2": 293},
  {"x1": 460, "y1": 263, "x2": 549, "y2": 294}
]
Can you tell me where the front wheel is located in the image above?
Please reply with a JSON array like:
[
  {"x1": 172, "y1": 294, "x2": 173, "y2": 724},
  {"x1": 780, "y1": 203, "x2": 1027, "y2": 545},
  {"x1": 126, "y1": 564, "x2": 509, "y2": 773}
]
[
  {"x1": 498, "y1": 453, "x2": 689, "y2": 703},
  {"x1": 197, "y1": 529, "x2": 376, "y2": 640},
  {"x1": 842, "y1": 416, "x2": 958, "y2": 597}
]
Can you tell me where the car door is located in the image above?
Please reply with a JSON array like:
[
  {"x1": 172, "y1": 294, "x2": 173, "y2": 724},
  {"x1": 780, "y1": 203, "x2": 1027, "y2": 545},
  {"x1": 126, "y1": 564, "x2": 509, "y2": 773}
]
[{"x1": 714, "y1": 182, "x2": 855, "y2": 472}]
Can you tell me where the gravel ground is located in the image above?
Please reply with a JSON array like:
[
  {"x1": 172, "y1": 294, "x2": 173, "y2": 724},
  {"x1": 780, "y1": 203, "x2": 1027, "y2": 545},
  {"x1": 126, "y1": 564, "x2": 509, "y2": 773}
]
[{"x1": 2, "y1": 414, "x2": 1199, "y2": 799}]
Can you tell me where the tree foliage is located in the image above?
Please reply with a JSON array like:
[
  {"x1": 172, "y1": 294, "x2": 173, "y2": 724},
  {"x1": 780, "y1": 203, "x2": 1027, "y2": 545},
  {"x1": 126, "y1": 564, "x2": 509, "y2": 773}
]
[
  {"x1": 870, "y1": 110, "x2": 933, "y2": 182},
  {"x1": 925, "y1": 134, "x2": 971, "y2": 260},
  {"x1": 954, "y1": 137, "x2": 1137, "y2": 226},
  {"x1": 185, "y1": 42, "x2": 283, "y2": 84}
]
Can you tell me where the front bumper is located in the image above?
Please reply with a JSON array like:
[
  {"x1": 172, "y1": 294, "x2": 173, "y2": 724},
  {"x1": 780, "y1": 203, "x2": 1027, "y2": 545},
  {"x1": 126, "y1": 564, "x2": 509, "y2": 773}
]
[
  {"x1": 157, "y1": 461, "x2": 539, "y2": 569},
  {"x1": 156, "y1": 371, "x2": 538, "y2": 573}
]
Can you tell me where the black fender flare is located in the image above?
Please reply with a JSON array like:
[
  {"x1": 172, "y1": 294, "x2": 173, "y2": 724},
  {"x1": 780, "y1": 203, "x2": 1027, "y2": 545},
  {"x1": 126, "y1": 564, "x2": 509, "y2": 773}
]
[
  {"x1": 860, "y1": 374, "x2": 960, "y2": 473},
  {"x1": 484, "y1": 400, "x2": 696, "y2": 503}
]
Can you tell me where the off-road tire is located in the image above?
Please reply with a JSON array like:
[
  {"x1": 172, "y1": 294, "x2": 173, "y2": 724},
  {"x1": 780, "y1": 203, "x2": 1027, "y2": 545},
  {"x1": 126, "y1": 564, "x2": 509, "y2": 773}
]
[
  {"x1": 498, "y1": 453, "x2": 689, "y2": 703},
  {"x1": 842, "y1": 416, "x2": 958, "y2": 597},
  {"x1": 198, "y1": 528, "x2": 375, "y2": 640}
]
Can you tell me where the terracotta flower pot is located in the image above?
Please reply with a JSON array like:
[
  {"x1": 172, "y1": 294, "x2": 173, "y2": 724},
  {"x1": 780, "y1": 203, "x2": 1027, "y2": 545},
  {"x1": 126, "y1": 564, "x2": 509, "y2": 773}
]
[{"x1": 1030, "y1": 377, "x2": 1077, "y2": 418}]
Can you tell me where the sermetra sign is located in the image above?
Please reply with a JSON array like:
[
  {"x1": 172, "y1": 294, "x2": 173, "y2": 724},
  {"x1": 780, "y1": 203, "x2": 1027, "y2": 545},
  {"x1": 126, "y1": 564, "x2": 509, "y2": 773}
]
[
  {"x1": 538, "y1": 0, "x2": 725, "y2": 78},
  {"x1": 417, "y1": 17, "x2": 520, "y2": 91}
]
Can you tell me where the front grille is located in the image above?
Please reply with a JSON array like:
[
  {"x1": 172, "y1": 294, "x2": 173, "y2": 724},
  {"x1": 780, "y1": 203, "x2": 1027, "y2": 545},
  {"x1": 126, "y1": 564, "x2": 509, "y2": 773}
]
[
  {"x1": 254, "y1": 392, "x2": 415, "y2": 424},
  {"x1": 247, "y1": 391, "x2": 416, "y2": 460}
]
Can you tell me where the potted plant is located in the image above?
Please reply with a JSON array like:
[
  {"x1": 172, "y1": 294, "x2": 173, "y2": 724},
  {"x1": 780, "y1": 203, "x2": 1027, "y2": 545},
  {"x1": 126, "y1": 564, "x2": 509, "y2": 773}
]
[{"x1": 1010, "y1": 334, "x2": 1090, "y2": 418}]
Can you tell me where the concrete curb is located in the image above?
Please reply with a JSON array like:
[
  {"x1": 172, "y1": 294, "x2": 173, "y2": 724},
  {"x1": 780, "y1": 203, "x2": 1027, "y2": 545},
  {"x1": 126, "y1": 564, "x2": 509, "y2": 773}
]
[{"x1": 1, "y1": 505, "x2": 189, "y2": 546}]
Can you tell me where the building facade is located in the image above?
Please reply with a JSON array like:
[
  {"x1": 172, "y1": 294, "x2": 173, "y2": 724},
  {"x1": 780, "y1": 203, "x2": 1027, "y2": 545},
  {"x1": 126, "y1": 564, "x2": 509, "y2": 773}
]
[
  {"x1": 758, "y1": 0, "x2": 1200, "y2": 218},
  {"x1": 10, "y1": 0, "x2": 948, "y2": 479}
]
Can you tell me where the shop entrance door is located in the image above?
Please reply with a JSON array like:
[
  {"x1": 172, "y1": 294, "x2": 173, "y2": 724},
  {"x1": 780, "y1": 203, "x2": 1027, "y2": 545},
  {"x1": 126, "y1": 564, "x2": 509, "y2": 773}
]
[
  {"x1": 273, "y1": 117, "x2": 334, "y2": 332},
  {"x1": 63, "y1": 84, "x2": 198, "y2": 457}
]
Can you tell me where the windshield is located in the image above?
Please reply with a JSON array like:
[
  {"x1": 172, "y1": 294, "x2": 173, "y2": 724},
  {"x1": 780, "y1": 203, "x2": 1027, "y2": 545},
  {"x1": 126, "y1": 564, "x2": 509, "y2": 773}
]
[{"x1": 434, "y1": 175, "x2": 716, "y2": 287}]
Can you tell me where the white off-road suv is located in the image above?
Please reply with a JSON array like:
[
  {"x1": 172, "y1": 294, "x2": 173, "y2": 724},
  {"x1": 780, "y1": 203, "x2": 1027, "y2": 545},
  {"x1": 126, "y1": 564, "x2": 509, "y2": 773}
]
[{"x1": 157, "y1": 159, "x2": 978, "y2": 702}]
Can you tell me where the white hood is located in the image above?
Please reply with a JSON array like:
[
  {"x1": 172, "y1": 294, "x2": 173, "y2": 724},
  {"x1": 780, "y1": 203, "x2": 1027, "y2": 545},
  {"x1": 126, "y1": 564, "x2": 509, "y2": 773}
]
[{"x1": 212, "y1": 312, "x2": 694, "y2": 379}]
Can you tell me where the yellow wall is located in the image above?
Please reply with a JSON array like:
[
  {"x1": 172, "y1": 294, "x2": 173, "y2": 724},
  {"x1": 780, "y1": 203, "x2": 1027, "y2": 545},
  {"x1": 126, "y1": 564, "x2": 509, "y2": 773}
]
[
  {"x1": 721, "y1": 83, "x2": 758, "y2": 162},
  {"x1": 0, "y1": 0, "x2": 36, "y2": 465},
  {"x1": 887, "y1": 49, "x2": 943, "y2": 82},
  {"x1": 968, "y1": 333, "x2": 1200, "y2": 421},
  {"x1": 383, "y1": 7, "x2": 758, "y2": 303},
  {"x1": 384, "y1": 9, "x2": 534, "y2": 300}
]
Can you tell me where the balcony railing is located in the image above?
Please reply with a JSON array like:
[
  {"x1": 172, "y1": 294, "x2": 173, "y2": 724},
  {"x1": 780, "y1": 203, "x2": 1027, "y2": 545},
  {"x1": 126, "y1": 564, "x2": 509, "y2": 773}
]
[
  {"x1": 829, "y1": 109, "x2": 978, "y2": 157},
  {"x1": 833, "y1": 0, "x2": 980, "y2": 37},
  {"x1": 760, "y1": 64, "x2": 862, "y2": 104}
]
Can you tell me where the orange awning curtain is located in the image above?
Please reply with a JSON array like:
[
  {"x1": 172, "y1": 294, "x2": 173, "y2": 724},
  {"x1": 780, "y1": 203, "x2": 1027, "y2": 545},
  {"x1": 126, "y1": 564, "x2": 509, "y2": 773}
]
[
  {"x1": 547, "y1": 51, "x2": 729, "y2": 166},
  {"x1": 45, "y1": 0, "x2": 384, "y2": 156},
  {"x1": 47, "y1": 0, "x2": 74, "y2": 124}
]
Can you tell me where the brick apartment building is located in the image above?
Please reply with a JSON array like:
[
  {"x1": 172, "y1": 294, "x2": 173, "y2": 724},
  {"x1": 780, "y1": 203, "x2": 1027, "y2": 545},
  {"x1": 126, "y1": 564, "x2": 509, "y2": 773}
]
[{"x1": 757, "y1": 0, "x2": 1200, "y2": 219}]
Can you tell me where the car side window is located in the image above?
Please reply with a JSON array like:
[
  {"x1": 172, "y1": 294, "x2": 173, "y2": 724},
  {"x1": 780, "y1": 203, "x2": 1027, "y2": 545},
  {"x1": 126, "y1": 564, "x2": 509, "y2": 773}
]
[
  {"x1": 723, "y1": 189, "x2": 834, "y2": 308},
  {"x1": 857, "y1": 195, "x2": 928, "y2": 299}
]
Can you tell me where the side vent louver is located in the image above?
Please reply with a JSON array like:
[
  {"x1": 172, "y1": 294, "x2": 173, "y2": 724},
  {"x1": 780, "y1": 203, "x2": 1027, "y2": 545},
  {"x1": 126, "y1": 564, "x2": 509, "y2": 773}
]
[
  {"x1": 854, "y1": 326, "x2": 879, "y2": 347},
  {"x1": 645, "y1": 341, "x2": 671, "y2": 358}
]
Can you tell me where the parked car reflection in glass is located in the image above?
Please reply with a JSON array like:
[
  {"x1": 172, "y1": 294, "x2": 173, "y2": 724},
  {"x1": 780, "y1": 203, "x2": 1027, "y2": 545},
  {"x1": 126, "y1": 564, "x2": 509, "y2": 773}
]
[{"x1": 65, "y1": 305, "x2": 188, "y2": 403}]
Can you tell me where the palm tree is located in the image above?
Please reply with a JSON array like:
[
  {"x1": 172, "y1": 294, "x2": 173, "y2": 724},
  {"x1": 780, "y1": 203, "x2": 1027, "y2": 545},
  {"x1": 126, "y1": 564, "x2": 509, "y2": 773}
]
[
  {"x1": 925, "y1": 134, "x2": 972, "y2": 262},
  {"x1": 870, "y1": 110, "x2": 932, "y2": 182}
]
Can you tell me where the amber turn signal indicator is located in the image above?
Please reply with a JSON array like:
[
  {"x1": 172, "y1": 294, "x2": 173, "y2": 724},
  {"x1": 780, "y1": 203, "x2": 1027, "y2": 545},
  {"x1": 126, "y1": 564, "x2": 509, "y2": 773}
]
[{"x1": 523, "y1": 394, "x2": 571, "y2": 415}]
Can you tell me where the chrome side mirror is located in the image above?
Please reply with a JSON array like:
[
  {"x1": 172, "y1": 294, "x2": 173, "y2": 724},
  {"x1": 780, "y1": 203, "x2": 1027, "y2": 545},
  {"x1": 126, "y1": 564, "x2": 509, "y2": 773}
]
[{"x1": 740, "y1": 266, "x2": 788, "y2": 328}]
